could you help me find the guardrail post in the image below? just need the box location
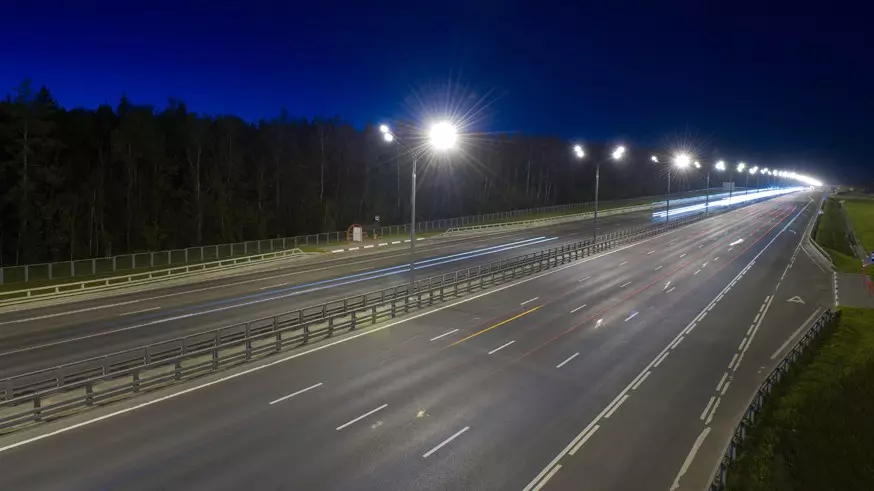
[150,252,154,267]
[245,323,252,359]
[351,311,357,330]
[4,379,13,401]
[85,383,94,405]
[132,254,136,269]
[70,260,75,277]
[24,265,29,283]
[213,331,220,367]
[132,370,140,392]
[113,256,117,271]
[33,396,42,421]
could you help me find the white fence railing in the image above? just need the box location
[0,248,306,305]
[443,204,653,235]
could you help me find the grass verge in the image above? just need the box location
[727,307,874,491]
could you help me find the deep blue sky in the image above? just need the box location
[2,1,870,183]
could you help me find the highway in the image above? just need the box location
[0,190,833,490]
[0,207,662,377]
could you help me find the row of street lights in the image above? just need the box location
[378,118,821,288]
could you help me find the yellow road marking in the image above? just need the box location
[449,305,542,346]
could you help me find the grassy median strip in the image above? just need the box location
[815,198,863,274]
[727,307,874,491]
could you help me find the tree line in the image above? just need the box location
[0,80,705,266]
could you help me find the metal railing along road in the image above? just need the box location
[0,213,707,432]
[708,308,837,490]
[444,204,653,235]
[0,188,726,285]
[0,248,306,304]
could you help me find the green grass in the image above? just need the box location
[842,198,874,255]
[727,308,874,491]
[815,198,858,272]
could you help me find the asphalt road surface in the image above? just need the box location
[0,208,663,376]
[0,190,830,491]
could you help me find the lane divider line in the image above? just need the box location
[336,404,388,431]
[422,426,470,458]
[556,353,580,369]
[269,382,323,405]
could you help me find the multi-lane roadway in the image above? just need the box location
[0,190,833,490]
[0,207,662,376]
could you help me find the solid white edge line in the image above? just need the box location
[430,329,460,342]
[653,351,670,368]
[700,396,716,420]
[705,398,721,425]
[0,204,777,456]
[422,426,470,458]
[335,404,388,431]
[520,296,540,306]
[532,464,562,491]
[568,425,600,456]
[604,394,629,419]
[715,372,728,392]
[269,382,323,405]
[556,352,580,369]
[522,198,812,491]
[488,340,515,355]
[670,427,711,490]
[119,306,161,316]
[631,371,650,391]
[728,353,739,369]
[670,336,684,350]
[770,308,823,360]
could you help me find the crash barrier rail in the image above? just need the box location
[0,212,709,432]
[708,308,837,490]
[0,248,306,304]
[807,196,833,265]
[442,204,653,235]
[0,187,727,285]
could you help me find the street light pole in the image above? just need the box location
[409,155,418,290]
[593,161,601,241]
[380,121,458,292]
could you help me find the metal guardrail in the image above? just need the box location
[0,213,707,432]
[708,308,837,490]
[443,204,653,235]
[0,188,726,285]
[0,248,306,304]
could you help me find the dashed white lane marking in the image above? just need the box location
[568,426,600,456]
[714,257,720,261]
[624,312,639,322]
[671,427,712,490]
[578,276,592,282]
[721,381,732,396]
[698,244,704,248]
[670,336,684,350]
[694,269,701,275]
[663,281,672,291]
[654,265,664,271]
[665,286,677,294]
[378,243,388,247]
[422,426,470,458]
[654,352,670,367]
[269,382,323,405]
[336,404,388,431]
[520,297,540,306]
[363,245,374,249]
[680,253,687,258]
[619,261,628,266]
[603,394,629,419]
[430,329,460,341]
[533,464,563,490]
[488,340,516,355]
[705,398,721,425]
[620,281,632,288]
[391,241,401,245]
[556,353,580,369]
[631,371,651,391]
[715,372,728,392]
[119,306,160,316]
[700,396,716,420]
[570,304,587,314]
[331,249,344,253]
[647,250,655,255]
[728,353,739,369]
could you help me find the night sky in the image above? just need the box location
[2,1,870,184]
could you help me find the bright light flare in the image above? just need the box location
[694,161,702,169]
[379,124,390,134]
[612,145,626,160]
[674,153,691,168]
[428,121,458,151]
[382,132,394,142]
[651,155,659,163]
[715,161,726,171]
[749,166,759,174]
[573,144,585,159]
[737,162,746,172]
